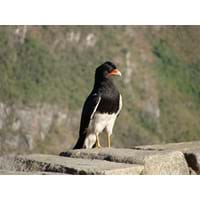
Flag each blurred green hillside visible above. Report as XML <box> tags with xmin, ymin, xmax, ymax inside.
<box><xmin>0</xmin><ymin>26</ymin><xmax>200</xmax><ymax>154</ymax></box>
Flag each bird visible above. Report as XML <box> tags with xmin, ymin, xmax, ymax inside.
<box><xmin>73</xmin><ymin>61</ymin><xmax>122</xmax><ymax>149</ymax></box>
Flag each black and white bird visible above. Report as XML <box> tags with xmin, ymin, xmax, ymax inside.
<box><xmin>73</xmin><ymin>61</ymin><xmax>122</xmax><ymax>149</ymax></box>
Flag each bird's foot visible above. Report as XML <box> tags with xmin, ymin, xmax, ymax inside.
<box><xmin>107</xmin><ymin>134</ymin><xmax>111</xmax><ymax>148</ymax></box>
<box><xmin>96</xmin><ymin>143</ymin><xmax>102</xmax><ymax>148</ymax></box>
<box><xmin>95</xmin><ymin>134</ymin><xmax>101</xmax><ymax>148</ymax></box>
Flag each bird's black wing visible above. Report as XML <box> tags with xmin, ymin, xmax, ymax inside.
<box><xmin>73</xmin><ymin>92</ymin><xmax>101</xmax><ymax>149</ymax></box>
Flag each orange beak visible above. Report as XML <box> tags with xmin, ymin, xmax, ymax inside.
<box><xmin>108</xmin><ymin>69</ymin><xmax>122</xmax><ymax>77</ymax></box>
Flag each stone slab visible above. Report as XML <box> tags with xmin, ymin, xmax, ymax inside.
<box><xmin>60</xmin><ymin>147</ymin><xmax>171</xmax><ymax>165</ymax></box>
<box><xmin>0</xmin><ymin>170</ymin><xmax>63</xmax><ymax>175</ymax></box>
<box><xmin>143</xmin><ymin>151</ymin><xmax>190</xmax><ymax>175</ymax></box>
<box><xmin>135</xmin><ymin>141</ymin><xmax>200</xmax><ymax>152</ymax></box>
<box><xmin>14</xmin><ymin>154</ymin><xmax>144</xmax><ymax>175</ymax></box>
<box><xmin>135</xmin><ymin>141</ymin><xmax>200</xmax><ymax>174</ymax></box>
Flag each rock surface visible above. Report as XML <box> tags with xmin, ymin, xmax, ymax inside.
<box><xmin>0</xmin><ymin>102</ymin><xmax>79</xmax><ymax>155</ymax></box>
<box><xmin>0</xmin><ymin>170</ymin><xmax>62</xmax><ymax>175</ymax></box>
<box><xmin>135</xmin><ymin>141</ymin><xmax>200</xmax><ymax>152</ymax></box>
<box><xmin>61</xmin><ymin>147</ymin><xmax>191</xmax><ymax>175</ymax></box>
<box><xmin>143</xmin><ymin>151</ymin><xmax>189</xmax><ymax>175</ymax></box>
<box><xmin>1</xmin><ymin>154</ymin><xmax>143</xmax><ymax>175</ymax></box>
<box><xmin>1</xmin><ymin>141</ymin><xmax>200</xmax><ymax>175</ymax></box>
<box><xmin>60</xmin><ymin>147</ymin><xmax>161</xmax><ymax>165</ymax></box>
<box><xmin>135</xmin><ymin>141</ymin><xmax>200</xmax><ymax>174</ymax></box>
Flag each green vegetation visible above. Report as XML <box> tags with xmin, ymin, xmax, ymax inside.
<box><xmin>0</xmin><ymin>26</ymin><xmax>200</xmax><ymax>150</ymax></box>
<box><xmin>152</xmin><ymin>38</ymin><xmax>200</xmax><ymax>142</ymax></box>
<box><xmin>153</xmin><ymin>39</ymin><xmax>200</xmax><ymax>105</ymax></box>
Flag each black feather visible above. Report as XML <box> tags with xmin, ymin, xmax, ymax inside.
<box><xmin>73</xmin><ymin>61</ymin><xmax>121</xmax><ymax>149</ymax></box>
<box><xmin>96</xmin><ymin>79</ymin><xmax>120</xmax><ymax>114</ymax></box>
<box><xmin>73</xmin><ymin>93</ymin><xmax>100</xmax><ymax>149</ymax></box>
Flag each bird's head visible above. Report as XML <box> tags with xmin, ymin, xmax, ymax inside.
<box><xmin>95</xmin><ymin>61</ymin><xmax>121</xmax><ymax>81</ymax></box>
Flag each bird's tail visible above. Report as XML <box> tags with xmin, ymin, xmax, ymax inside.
<box><xmin>73</xmin><ymin>134</ymin><xmax>87</xmax><ymax>149</ymax></box>
<box><xmin>73</xmin><ymin>133</ymin><xmax>97</xmax><ymax>149</ymax></box>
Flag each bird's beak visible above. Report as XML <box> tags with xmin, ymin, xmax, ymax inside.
<box><xmin>108</xmin><ymin>69</ymin><xmax>122</xmax><ymax>77</ymax></box>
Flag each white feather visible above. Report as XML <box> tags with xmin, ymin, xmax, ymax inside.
<box><xmin>90</xmin><ymin>95</ymin><xmax>101</xmax><ymax>120</ymax></box>
<box><xmin>84</xmin><ymin>94</ymin><xmax>122</xmax><ymax>148</ymax></box>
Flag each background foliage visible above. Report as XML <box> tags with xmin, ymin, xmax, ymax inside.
<box><xmin>0</xmin><ymin>26</ymin><xmax>200</xmax><ymax>153</ymax></box>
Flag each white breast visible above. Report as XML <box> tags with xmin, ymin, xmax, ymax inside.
<box><xmin>83</xmin><ymin>94</ymin><xmax>122</xmax><ymax>148</ymax></box>
<box><xmin>91</xmin><ymin>112</ymin><xmax>117</xmax><ymax>135</ymax></box>
<box><xmin>90</xmin><ymin>94</ymin><xmax>122</xmax><ymax>135</ymax></box>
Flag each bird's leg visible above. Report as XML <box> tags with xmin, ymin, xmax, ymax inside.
<box><xmin>96</xmin><ymin>133</ymin><xmax>101</xmax><ymax>148</ymax></box>
<box><xmin>107</xmin><ymin>134</ymin><xmax>111</xmax><ymax>148</ymax></box>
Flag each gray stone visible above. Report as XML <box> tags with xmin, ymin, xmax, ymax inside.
<box><xmin>3</xmin><ymin>141</ymin><xmax>200</xmax><ymax>175</ymax></box>
<box><xmin>135</xmin><ymin>141</ymin><xmax>200</xmax><ymax>174</ymax></box>
<box><xmin>135</xmin><ymin>141</ymin><xmax>200</xmax><ymax>152</ymax></box>
<box><xmin>61</xmin><ymin>147</ymin><xmax>167</xmax><ymax>165</ymax></box>
<box><xmin>0</xmin><ymin>102</ymin><xmax>79</xmax><ymax>155</ymax></box>
<box><xmin>142</xmin><ymin>151</ymin><xmax>189</xmax><ymax>175</ymax></box>
<box><xmin>14</xmin><ymin>154</ymin><xmax>143</xmax><ymax>175</ymax></box>
<box><xmin>0</xmin><ymin>170</ymin><xmax>63</xmax><ymax>175</ymax></box>
<box><xmin>0</xmin><ymin>155</ymin><xmax>18</xmax><ymax>171</ymax></box>
<box><xmin>61</xmin><ymin>148</ymin><xmax>192</xmax><ymax>175</ymax></box>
